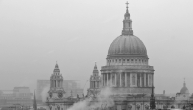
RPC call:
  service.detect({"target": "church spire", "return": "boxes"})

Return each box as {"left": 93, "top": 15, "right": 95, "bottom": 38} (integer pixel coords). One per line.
{"left": 126, "top": 1, "right": 129, "bottom": 13}
{"left": 94, "top": 62, "right": 97, "bottom": 69}
{"left": 93, "top": 62, "right": 99, "bottom": 76}
{"left": 33, "top": 90, "right": 37, "bottom": 110}
{"left": 122, "top": 1, "right": 133, "bottom": 36}
{"left": 53, "top": 61, "right": 60, "bottom": 73}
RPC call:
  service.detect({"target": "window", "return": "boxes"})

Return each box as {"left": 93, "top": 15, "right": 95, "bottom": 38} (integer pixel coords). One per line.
{"left": 127, "top": 59, "right": 129, "bottom": 61}
{"left": 131, "top": 59, "right": 133, "bottom": 61}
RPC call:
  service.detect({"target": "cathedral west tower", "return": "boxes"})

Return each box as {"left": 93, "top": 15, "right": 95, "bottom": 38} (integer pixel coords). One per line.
{"left": 101, "top": 2, "right": 154, "bottom": 95}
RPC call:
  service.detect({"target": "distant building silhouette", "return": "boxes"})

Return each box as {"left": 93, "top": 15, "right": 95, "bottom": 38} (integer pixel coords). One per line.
{"left": 0, "top": 87, "right": 33, "bottom": 107}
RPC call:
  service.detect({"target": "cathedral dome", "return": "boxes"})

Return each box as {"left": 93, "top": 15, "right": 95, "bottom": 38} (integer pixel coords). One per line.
{"left": 180, "top": 81, "right": 189, "bottom": 94}
{"left": 108, "top": 35, "right": 147, "bottom": 57}
{"left": 180, "top": 86, "right": 189, "bottom": 94}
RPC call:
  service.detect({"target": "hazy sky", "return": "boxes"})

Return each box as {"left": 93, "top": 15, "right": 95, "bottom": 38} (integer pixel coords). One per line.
{"left": 0, "top": 0, "right": 193, "bottom": 95}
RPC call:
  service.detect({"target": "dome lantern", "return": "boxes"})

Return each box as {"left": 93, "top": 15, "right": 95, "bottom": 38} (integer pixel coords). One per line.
{"left": 122, "top": 1, "right": 133, "bottom": 36}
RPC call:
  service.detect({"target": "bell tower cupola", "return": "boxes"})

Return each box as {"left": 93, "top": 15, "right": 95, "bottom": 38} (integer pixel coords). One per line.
{"left": 50, "top": 62, "right": 64, "bottom": 90}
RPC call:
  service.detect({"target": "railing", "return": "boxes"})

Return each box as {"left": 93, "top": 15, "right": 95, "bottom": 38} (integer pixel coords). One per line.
{"left": 101, "top": 65, "right": 154, "bottom": 70}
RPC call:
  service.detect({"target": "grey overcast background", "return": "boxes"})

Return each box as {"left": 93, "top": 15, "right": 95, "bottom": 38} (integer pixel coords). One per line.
{"left": 0, "top": 0, "right": 193, "bottom": 95}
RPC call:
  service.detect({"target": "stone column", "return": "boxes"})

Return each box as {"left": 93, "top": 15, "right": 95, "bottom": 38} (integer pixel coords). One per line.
{"left": 102, "top": 74, "right": 104, "bottom": 86}
{"left": 152, "top": 74, "right": 154, "bottom": 86}
{"left": 137, "top": 74, "right": 139, "bottom": 87}
{"left": 107, "top": 73, "right": 109, "bottom": 86}
{"left": 127, "top": 72, "right": 130, "bottom": 87}
{"left": 144, "top": 73, "right": 146, "bottom": 87}
{"left": 115, "top": 73, "right": 117, "bottom": 87}
{"left": 103, "top": 74, "right": 105, "bottom": 86}
{"left": 58, "top": 80, "right": 60, "bottom": 87}
{"left": 135, "top": 73, "right": 137, "bottom": 87}
{"left": 120, "top": 73, "right": 122, "bottom": 87}
{"left": 146, "top": 73, "right": 148, "bottom": 87}
{"left": 105, "top": 74, "right": 107, "bottom": 86}
{"left": 142, "top": 73, "right": 144, "bottom": 87}
{"left": 140, "top": 73, "right": 142, "bottom": 87}
{"left": 111, "top": 73, "right": 112, "bottom": 87}
{"left": 103, "top": 74, "right": 105, "bottom": 87}
{"left": 130, "top": 73, "right": 132, "bottom": 87}
{"left": 104, "top": 74, "right": 106, "bottom": 86}
{"left": 125, "top": 72, "right": 127, "bottom": 87}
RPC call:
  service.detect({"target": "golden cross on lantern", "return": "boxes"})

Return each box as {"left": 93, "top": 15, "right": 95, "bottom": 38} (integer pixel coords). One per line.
{"left": 126, "top": 1, "right": 129, "bottom": 9}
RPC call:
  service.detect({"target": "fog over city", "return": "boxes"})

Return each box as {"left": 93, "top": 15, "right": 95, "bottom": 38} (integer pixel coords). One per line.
{"left": 0, "top": 0, "right": 193, "bottom": 95}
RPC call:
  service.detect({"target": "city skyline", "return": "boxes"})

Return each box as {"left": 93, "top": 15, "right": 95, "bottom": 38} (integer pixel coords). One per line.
{"left": 0, "top": 0, "right": 193, "bottom": 95}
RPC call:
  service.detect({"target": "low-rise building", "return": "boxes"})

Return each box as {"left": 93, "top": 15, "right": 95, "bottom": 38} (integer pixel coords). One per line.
{"left": 0, "top": 87, "right": 33, "bottom": 107}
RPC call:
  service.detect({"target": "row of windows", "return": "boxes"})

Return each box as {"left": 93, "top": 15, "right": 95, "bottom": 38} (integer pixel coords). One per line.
{"left": 107, "top": 58, "right": 148, "bottom": 64}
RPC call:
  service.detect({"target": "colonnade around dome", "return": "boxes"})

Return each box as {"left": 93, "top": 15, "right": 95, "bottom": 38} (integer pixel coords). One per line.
{"left": 100, "top": 71, "right": 154, "bottom": 94}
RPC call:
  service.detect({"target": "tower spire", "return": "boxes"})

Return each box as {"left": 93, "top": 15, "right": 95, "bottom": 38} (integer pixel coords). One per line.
{"left": 33, "top": 90, "right": 37, "bottom": 110}
{"left": 184, "top": 78, "right": 186, "bottom": 87}
{"left": 126, "top": 1, "right": 129, "bottom": 12}
{"left": 150, "top": 84, "right": 155, "bottom": 109}
{"left": 94, "top": 62, "right": 97, "bottom": 69}
{"left": 122, "top": 2, "right": 133, "bottom": 36}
